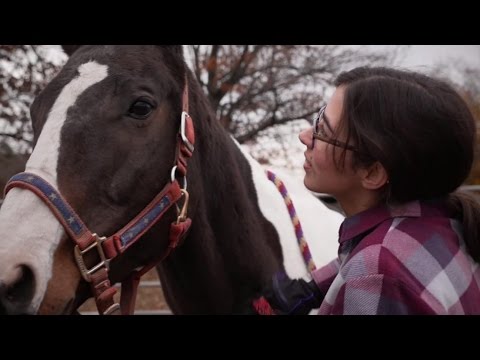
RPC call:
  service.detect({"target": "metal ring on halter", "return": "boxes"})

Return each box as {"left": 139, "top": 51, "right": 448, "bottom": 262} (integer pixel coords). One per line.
{"left": 181, "top": 111, "right": 195, "bottom": 153}
{"left": 170, "top": 166, "right": 177, "bottom": 182}
{"left": 170, "top": 165, "right": 187, "bottom": 191}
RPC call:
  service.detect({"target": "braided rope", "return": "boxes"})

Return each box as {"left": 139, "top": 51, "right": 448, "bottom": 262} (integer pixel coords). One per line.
{"left": 266, "top": 170, "right": 317, "bottom": 272}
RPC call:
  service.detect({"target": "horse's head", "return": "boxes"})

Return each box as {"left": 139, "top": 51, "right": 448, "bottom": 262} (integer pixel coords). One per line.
{"left": 0, "top": 45, "right": 192, "bottom": 314}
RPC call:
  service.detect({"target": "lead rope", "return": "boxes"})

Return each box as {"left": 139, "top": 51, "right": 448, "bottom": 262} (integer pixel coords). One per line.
{"left": 266, "top": 170, "right": 317, "bottom": 272}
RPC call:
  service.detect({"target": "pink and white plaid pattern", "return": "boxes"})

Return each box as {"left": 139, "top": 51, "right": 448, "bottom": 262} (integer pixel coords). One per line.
{"left": 311, "top": 200, "right": 480, "bottom": 314}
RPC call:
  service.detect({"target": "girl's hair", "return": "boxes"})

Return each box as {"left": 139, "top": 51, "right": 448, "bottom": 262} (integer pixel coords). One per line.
{"left": 333, "top": 66, "right": 480, "bottom": 262}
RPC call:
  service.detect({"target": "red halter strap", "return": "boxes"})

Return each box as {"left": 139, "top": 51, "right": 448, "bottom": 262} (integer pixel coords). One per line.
{"left": 4, "top": 76, "right": 195, "bottom": 315}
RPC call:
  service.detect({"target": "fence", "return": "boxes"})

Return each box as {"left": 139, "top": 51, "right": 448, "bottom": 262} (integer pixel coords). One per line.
{"left": 460, "top": 185, "right": 480, "bottom": 192}
{"left": 79, "top": 277, "right": 173, "bottom": 315}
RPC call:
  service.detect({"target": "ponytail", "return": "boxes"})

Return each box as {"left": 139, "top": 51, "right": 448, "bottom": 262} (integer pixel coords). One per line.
{"left": 447, "top": 191, "right": 480, "bottom": 263}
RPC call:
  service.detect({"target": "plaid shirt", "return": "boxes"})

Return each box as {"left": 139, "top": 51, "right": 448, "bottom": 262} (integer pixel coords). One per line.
{"left": 311, "top": 199, "right": 480, "bottom": 314}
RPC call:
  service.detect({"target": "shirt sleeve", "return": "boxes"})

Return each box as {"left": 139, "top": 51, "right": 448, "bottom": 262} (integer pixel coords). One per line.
{"left": 311, "top": 258, "right": 340, "bottom": 297}
{"left": 329, "top": 274, "right": 437, "bottom": 315}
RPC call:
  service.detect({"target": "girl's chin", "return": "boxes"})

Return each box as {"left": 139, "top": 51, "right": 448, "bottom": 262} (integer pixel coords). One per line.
{"left": 303, "top": 177, "right": 315, "bottom": 191}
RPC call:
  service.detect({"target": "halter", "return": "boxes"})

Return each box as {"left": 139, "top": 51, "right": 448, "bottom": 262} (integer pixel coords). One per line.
{"left": 4, "top": 76, "right": 195, "bottom": 315}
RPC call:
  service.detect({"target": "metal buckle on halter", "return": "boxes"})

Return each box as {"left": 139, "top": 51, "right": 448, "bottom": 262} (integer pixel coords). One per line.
{"left": 180, "top": 111, "right": 194, "bottom": 153}
{"left": 176, "top": 189, "right": 190, "bottom": 224}
{"left": 74, "top": 233, "right": 110, "bottom": 282}
{"left": 103, "top": 303, "right": 121, "bottom": 315}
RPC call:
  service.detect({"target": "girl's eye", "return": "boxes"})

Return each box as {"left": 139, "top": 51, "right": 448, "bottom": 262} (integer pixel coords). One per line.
{"left": 317, "top": 123, "right": 328, "bottom": 137}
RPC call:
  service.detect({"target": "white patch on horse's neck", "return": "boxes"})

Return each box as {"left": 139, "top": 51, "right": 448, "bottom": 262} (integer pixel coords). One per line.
{"left": 27, "top": 61, "right": 108, "bottom": 185}
{"left": 232, "top": 137, "right": 344, "bottom": 280}
{"left": 0, "top": 61, "right": 108, "bottom": 313}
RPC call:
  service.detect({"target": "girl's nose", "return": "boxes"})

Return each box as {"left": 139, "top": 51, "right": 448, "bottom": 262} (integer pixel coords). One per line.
{"left": 299, "top": 127, "right": 313, "bottom": 148}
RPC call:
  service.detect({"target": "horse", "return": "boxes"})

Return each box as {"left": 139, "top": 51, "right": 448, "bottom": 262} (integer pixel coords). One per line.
{"left": 0, "top": 45, "right": 343, "bottom": 315}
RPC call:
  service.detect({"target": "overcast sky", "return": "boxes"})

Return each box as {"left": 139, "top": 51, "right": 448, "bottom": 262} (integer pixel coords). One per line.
{"left": 336, "top": 45, "right": 479, "bottom": 84}
{"left": 48, "top": 45, "right": 480, "bottom": 74}
{"left": 403, "top": 45, "right": 480, "bottom": 69}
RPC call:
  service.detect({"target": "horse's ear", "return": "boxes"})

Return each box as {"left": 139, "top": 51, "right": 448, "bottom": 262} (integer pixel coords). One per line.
{"left": 61, "top": 45, "right": 82, "bottom": 57}
{"left": 160, "top": 45, "right": 184, "bottom": 57}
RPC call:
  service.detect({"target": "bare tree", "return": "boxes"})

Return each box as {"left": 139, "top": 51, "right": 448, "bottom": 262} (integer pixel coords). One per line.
{"left": 187, "top": 45, "right": 407, "bottom": 143}
{"left": 0, "top": 45, "right": 64, "bottom": 155}
{"left": 0, "top": 44, "right": 406, "bottom": 170}
{"left": 1, "top": 45, "right": 405, "bottom": 153}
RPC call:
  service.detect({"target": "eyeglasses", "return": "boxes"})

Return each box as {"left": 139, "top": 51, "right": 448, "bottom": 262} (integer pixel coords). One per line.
{"left": 312, "top": 105, "right": 359, "bottom": 152}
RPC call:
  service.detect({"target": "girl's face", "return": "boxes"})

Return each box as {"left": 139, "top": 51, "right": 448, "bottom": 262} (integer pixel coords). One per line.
{"left": 299, "top": 86, "right": 362, "bottom": 200}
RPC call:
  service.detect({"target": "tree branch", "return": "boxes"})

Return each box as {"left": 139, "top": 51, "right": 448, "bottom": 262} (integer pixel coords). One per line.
{"left": 0, "top": 132, "right": 31, "bottom": 143}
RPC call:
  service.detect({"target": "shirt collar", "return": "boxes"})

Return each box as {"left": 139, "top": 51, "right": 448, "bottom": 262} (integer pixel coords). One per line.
{"left": 338, "top": 199, "right": 450, "bottom": 244}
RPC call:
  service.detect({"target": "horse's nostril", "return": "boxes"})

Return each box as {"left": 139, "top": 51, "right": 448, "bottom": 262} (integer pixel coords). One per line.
{"left": 0, "top": 265, "right": 35, "bottom": 314}
{"left": 7, "top": 265, "right": 35, "bottom": 301}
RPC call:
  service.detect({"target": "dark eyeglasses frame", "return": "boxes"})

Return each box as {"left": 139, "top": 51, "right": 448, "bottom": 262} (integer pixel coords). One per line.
{"left": 312, "top": 105, "right": 360, "bottom": 152}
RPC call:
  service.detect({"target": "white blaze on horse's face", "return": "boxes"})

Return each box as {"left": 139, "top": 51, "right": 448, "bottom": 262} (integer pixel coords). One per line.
{"left": 0, "top": 62, "right": 108, "bottom": 314}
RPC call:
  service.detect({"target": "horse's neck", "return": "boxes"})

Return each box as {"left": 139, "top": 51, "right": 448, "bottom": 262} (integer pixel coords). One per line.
{"left": 187, "top": 90, "right": 269, "bottom": 233}
{"left": 197, "top": 131, "right": 266, "bottom": 228}
{"left": 157, "top": 118, "right": 282, "bottom": 314}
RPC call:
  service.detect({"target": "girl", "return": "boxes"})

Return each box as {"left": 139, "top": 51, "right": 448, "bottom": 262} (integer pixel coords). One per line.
{"left": 250, "top": 66, "right": 480, "bottom": 315}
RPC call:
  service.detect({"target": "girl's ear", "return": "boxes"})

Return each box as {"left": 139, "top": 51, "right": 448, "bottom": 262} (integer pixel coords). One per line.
{"left": 360, "top": 161, "right": 389, "bottom": 190}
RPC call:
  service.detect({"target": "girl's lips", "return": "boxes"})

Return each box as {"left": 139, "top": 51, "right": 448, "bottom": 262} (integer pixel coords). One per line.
{"left": 303, "top": 157, "right": 312, "bottom": 170}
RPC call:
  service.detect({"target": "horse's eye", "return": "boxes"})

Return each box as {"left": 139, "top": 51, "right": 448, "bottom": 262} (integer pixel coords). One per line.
{"left": 128, "top": 100, "right": 154, "bottom": 119}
